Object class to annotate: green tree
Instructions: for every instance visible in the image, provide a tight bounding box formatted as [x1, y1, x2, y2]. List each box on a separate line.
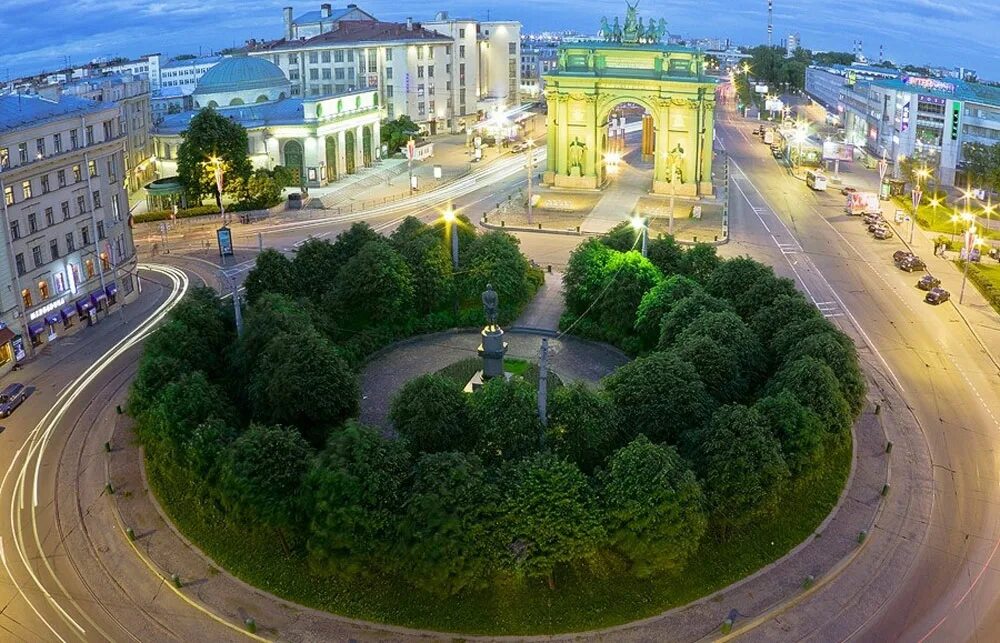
[600, 221, 641, 252]
[562, 238, 615, 316]
[390, 218, 455, 314]
[469, 376, 542, 464]
[657, 291, 733, 348]
[390, 374, 474, 454]
[782, 333, 866, 416]
[675, 310, 765, 385]
[270, 165, 295, 188]
[243, 249, 295, 305]
[167, 287, 233, 370]
[647, 234, 685, 276]
[222, 424, 313, 542]
[396, 452, 501, 595]
[381, 115, 421, 155]
[182, 417, 237, 485]
[305, 422, 410, 578]
[602, 435, 707, 577]
[546, 383, 620, 473]
[753, 392, 825, 474]
[328, 222, 384, 270]
[679, 243, 721, 283]
[770, 316, 853, 360]
[331, 240, 415, 330]
[502, 454, 605, 588]
[812, 51, 856, 66]
[674, 334, 749, 404]
[139, 371, 234, 452]
[232, 292, 317, 395]
[290, 238, 341, 300]
[696, 405, 789, 532]
[634, 275, 701, 350]
[595, 250, 662, 346]
[459, 231, 533, 321]
[176, 107, 253, 203]
[705, 256, 794, 318]
[766, 356, 853, 435]
[603, 351, 715, 446]
[749, 293, 822, 350]
[250, 328, 359, 448]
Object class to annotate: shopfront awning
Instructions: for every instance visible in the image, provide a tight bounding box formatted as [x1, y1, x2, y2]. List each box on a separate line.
[76, 297, 94, 313]
[90, 291, 107, 306]
[44, 313, 61, 326]
[28, 322, 45, 337]
[0, 327, 14, 345]
[105, 282, 118, 297]
[60, 306, 77, 320]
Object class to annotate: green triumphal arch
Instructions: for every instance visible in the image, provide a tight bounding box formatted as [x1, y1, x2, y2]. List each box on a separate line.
[542, 5, 717, 197]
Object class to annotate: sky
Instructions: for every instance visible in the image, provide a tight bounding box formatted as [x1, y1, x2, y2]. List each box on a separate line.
[3, 0, 1000, 81]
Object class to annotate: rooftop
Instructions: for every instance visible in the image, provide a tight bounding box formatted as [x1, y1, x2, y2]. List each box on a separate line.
[252, 20, 450, 51]
[870, 75, 1000, 106]
[162, 55, 222, 70]
[0, 94, 113, 134]
[192, 56, 289, 96]
[294, 6, 374, 24]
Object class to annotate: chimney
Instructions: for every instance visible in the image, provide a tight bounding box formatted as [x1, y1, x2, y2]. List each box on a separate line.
[320, 3, 331, 18]
[283, 6, 294, 40]
[436, 11, 448, 20]
[406, 17, 413, 31]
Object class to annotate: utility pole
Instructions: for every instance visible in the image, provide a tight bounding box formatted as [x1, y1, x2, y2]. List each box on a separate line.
[767, 0, 773, 47]
[220, 270, 244, 336]
[537, 338, 549, 439]
[526, 139, 535, 225]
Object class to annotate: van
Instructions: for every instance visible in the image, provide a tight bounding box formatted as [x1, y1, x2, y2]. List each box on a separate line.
[806, 170, 828, 191]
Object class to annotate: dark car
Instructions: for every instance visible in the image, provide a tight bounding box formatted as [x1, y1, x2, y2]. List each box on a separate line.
[0, 383, 26, 418]
[868, 221, 887, 233]
[917, 274, 941, 290]
[873, 227, 894, 240]
[897, 256, 926, 271]
[925, 287, 950, 305]
[864, 214, 884, 227]
[893, 250, 915, 263]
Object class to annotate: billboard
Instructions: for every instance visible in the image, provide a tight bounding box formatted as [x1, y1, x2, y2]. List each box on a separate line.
[755, 84, 769, 94]
[765, 97, 784, 112]
[822, 141, 855, 162]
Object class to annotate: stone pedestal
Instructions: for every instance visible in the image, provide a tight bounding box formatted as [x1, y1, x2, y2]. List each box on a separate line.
[478, 326, 508, 378]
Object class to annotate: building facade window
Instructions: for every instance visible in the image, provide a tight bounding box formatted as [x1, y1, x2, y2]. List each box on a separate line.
[73, 165, 82, 182]
[85, 258, 95, 278]
[50, 239, 59, 260]
[27, 213, 37, 233]
[86, 126, 94, 146]
[53, 133, 62, 153]
[21, 180, 32, 200]
[57, 169, 66, 187]
[3, 186, 12, 206]
[9, 220, 19, 240]
[40, 174, 50, 193]
[61, 201, 70, 220]
[36, 138, 46, 157]
[100, 252, 111, 270]
[93, 191, 102, 208]
[32, 245, 43, 268]
[66, 232, 75, 252]
[38, 280, 50, 300]
[44, 207, 54, 227]
[0, 147, 8, 169]
[77, 195, 86, 215]
[97, 220, 105, 239]
[21, 288, 32, 309]
[88, 160, 97, 177]
[18, 142, 27, 163]
[70, 129, 79, 149]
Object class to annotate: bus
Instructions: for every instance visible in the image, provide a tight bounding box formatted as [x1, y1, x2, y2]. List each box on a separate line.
[805, 170, 828, 191]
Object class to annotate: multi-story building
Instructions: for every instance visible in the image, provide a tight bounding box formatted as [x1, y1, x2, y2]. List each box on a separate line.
[250, 5, 521, 132]
[154, 55, 223, 92]
[786, 33, 800, 57]
[52, 76, 155, 195]
[520, 42, 558, 99]
[0, 94, 137, 372]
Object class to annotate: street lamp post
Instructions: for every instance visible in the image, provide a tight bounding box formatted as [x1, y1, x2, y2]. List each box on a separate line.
[443, 207, 459, 269]
[959, 227, 980, 304]
[526, 138, 535, 225]
[631, 216, 648, 257]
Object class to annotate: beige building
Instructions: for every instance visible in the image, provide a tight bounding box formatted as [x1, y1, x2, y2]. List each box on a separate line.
[0, 94, 137, 372]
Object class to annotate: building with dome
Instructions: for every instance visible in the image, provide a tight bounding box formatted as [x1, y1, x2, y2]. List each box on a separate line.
[152, 55, 383, 189]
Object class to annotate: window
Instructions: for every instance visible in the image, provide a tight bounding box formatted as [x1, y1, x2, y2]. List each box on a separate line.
[92, 190, 102, 209]
[85, 259, 95, 278]
[347, 68, 355, 80]
[509, 42, 517, 55]
[21, 288, 31, 309]
[386, 86, 393, 98]
[322, 50, 331, 63]
[73, 165, 82, 182]
[322, 68, 331, 80]
[417, 47, 424, 61]
[446, 45, 452, 56]
[40, 174, 50, 193]
[289, 69, 300, 81]
[322, 84, 332, 95]
[70, 263, 80, 286]
[347, 50, 354, 62]
[309, 51, 318, 64]
[111, 193, 121, 222]
[97, 220, 105, 239]
[70, 129, 79, 149]
[289, 53, 298, 64]
[18, 142, 27, 163]
[27, 212, 37, 233]
[417, 66, 424, 78]
[50, 239, 59, 261]
[335, 68, 344, 80]
[88, 160, 97, 177]
[21, 180, 32, 200]
[65, 232, 75, 252]
[44, 207, 54, 227]
[57, 169, 66, 187]
[107, 159, 116, 181]
[61, 201, 70, 220]
[310, 69, 319, 80]
[334, 50, 344, 63]
[9, 220, 19, 240]
[459, 28, 465, 38]
[100, 252, 111, 271]
[428, 65, 434, 78]
[38, 280, 50, 301]
[53, 133, 62, 153]
[86, 125, 94, 146]
[36, 138, 46, 157]
[0, 147, 8, 169]
[55, 272, 66, 294]
[103, 120, 113, 140]
[32, 246, 43, 268]
[459, 45, 466, 58]
[385, 67, 392, 80]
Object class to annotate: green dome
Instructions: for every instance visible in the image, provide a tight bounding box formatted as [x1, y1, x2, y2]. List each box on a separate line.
[193, 56, 289, 96]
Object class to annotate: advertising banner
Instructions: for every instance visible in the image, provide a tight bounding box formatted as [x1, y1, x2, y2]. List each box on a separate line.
[217, 226, 234, 257]
[822, 142, 855, 162]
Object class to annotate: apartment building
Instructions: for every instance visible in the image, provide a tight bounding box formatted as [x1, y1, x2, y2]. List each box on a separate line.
[0, 94, 137, 372]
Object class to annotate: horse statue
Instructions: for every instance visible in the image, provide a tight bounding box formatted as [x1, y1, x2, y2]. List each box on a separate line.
[599, 17, 611, 41]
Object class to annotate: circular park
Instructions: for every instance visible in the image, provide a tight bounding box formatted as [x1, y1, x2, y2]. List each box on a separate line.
[128, 214, 863, 635]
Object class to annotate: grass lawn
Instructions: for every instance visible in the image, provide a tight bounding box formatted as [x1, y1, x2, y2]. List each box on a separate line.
[144, 432, 851, 635]
[435, 356, 561, 389]
[957, 260, 1000, 314]
[897, 197, 1000, 242]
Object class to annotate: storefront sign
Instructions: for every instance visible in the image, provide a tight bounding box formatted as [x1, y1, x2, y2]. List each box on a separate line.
[903, 76, 955, 94]
[12, 336, 25, 361]
[901, 103, 910, 132]
[217, 226, 234, 257]
[28, 297, 67, 321]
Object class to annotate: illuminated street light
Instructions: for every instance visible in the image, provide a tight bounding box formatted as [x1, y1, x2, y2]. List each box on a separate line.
[442, 207, 459, 269]
[630, 215, 648, 257]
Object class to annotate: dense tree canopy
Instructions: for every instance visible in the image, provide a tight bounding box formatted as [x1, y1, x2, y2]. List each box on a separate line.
[546, 383, 620, 473]
[176, 108, 253, 203]
[390, 374, 474, 454]
[469, 377, 543, 464]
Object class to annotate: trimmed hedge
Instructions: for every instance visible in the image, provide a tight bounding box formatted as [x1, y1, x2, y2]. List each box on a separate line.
[133, 199, 282, 224]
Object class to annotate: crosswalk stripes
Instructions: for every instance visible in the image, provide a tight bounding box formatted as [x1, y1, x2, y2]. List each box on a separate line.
[815, 300, 844, 318]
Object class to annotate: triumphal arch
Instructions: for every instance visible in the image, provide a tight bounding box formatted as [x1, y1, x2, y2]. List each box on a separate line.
[542, 5, 717, 197]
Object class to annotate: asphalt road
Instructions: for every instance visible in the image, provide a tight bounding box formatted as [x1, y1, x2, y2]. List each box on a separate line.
[715, 99, 1000, 641]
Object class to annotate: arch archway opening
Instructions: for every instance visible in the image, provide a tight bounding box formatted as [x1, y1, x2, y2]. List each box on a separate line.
[283, 139, 304, 186]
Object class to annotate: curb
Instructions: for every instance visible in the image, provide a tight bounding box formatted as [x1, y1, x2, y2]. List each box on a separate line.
[478, 218, 730, 246]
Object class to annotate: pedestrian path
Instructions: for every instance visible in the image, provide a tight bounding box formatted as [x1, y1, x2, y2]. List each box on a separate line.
[510, 270, 565, 333]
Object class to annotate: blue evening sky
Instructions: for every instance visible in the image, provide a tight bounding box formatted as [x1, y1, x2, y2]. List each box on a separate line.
[2, 1, 999, 80]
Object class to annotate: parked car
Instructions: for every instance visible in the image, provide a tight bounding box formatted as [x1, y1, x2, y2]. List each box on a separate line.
[893, 250, 915, 263]
[925, 287, 951, 305]
[863, 213, 884, 226]
[897, 256, 926, 271]
[868, 221, 887, 233]
[0, 383, 26, 418]
[511, 141, 530, 153]
[917, 274, 941, 290]
[873, 227, 894, 240]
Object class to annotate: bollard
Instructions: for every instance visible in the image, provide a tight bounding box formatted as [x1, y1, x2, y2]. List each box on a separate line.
[547, 265, 552, 273]
[885, 441, 893, 454]
[245, 618, 256, 634]
[721, 618, 733, 634]
[802, 574, 815, 589]
[171, 573, 182, 588]
[858, 530, 867, 544]
[501, 220, 505, 227]
[105, 483, 114, 495]
[694, 236, 698, 242]
[538, 223, 542, 230]
[115, 404, 123, 414]
[576, 225, 580, 233]
[874, 403, 881, 415]
[881, 483, 890, 496]
[104, 441, 111, 453]
[714, 235, 718, 242]
[126, 527, 136, 541]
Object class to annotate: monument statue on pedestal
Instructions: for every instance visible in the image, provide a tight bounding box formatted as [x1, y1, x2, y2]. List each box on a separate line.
[465, 284, 509, 392]
[482, 283, 499, 328]
[568, 137, 586, 175]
